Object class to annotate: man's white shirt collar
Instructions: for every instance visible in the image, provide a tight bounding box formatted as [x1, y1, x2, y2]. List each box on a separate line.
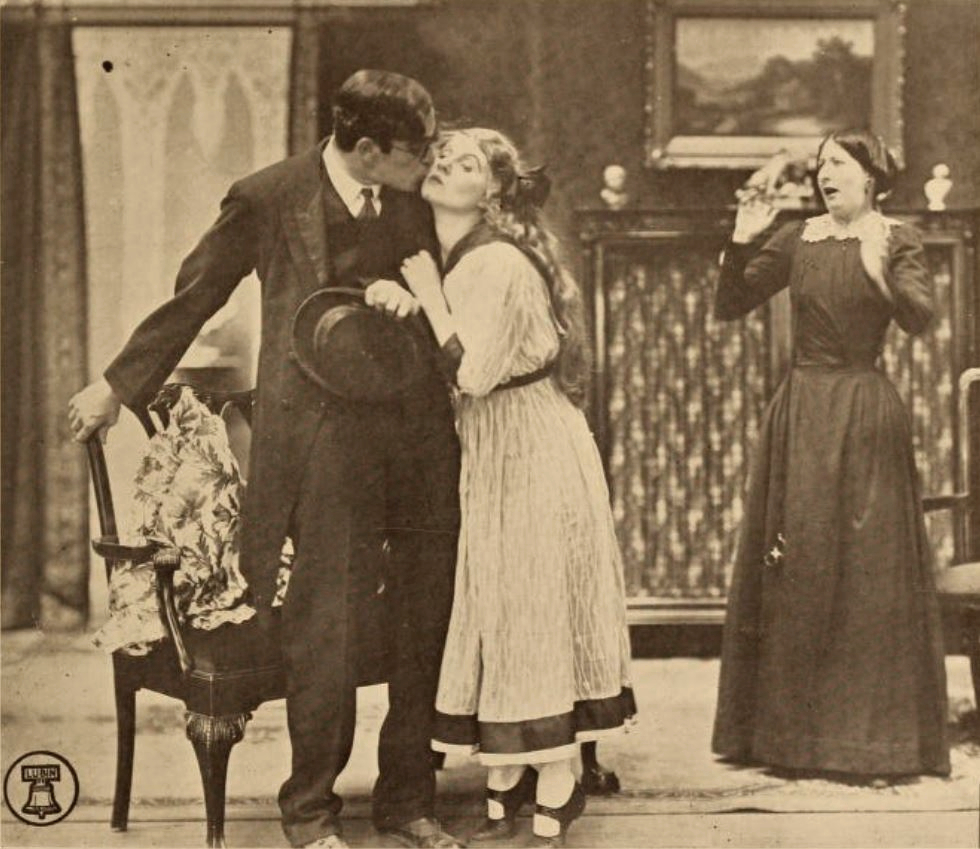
[322, 137, 382, 217]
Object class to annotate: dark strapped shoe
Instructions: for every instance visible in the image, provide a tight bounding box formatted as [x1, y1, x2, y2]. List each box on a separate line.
[381, 816, 465, 848]
[470, 767, 537, 842]
[528, 783, 586, 848]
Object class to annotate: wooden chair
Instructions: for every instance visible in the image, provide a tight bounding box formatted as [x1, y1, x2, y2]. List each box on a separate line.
[929, 367, 980, 710]
[86, 385, 285, 848]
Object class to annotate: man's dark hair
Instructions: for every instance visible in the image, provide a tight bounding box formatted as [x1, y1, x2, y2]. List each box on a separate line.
[331, 70, 434, 153]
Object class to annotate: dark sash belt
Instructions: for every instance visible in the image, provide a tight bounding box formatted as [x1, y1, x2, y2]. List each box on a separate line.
[493, 361, 556, 393]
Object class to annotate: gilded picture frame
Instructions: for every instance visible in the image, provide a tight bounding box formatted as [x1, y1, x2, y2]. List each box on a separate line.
[645, 0, 906, 169]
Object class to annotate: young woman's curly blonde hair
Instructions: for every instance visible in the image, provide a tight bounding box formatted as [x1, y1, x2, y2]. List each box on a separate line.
[458, 128, 591, 407]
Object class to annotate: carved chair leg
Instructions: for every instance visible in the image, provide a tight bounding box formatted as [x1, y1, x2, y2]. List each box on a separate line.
[111, 681, 137, 832]
[580, 740, 620, 796]
[185, 712, 250, 849]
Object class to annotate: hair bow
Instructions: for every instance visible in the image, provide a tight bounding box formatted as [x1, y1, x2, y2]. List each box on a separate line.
[514, 166, 551, 209]
[505, 166, 551, 237]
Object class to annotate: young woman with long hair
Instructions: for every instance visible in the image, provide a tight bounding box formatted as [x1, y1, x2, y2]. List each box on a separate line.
[399, 128, 636, 847]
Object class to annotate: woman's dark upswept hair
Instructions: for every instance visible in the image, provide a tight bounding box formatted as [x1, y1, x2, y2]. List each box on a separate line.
[817, 128, 899, 208]
[462, 128, 590, 407]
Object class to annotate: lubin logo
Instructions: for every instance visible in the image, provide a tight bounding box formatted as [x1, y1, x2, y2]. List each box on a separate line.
[3, 751, 79, 827]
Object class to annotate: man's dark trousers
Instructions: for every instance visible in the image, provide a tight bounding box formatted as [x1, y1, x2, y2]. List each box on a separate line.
[277, 386, 459, 847]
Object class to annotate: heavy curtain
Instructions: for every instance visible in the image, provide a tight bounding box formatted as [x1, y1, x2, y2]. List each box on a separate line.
[1, 8, 90, 630]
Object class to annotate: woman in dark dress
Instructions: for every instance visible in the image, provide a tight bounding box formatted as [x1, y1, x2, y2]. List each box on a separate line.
[711, 130, 950, 781]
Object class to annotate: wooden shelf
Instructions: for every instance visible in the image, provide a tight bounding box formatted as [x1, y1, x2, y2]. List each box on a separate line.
[627, 598, 726, 626]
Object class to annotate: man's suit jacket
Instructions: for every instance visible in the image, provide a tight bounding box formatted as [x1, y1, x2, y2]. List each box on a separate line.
[105, 140, 450, 611]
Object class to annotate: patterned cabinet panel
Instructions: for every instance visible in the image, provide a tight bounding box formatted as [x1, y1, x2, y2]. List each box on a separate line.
[602, 241, 769, 599]
[881, 216, 978, 572]
[578, 209, 978, 610]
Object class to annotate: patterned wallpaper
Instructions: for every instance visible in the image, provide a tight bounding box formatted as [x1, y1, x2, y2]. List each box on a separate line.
[310, 0, 979, 255]
[311, 0, 650, 250]
[897, 0, 980, 209]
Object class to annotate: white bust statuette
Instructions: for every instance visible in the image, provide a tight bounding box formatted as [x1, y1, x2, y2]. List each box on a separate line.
[600, 164, 629, 210]
[924, 164, 952, 211]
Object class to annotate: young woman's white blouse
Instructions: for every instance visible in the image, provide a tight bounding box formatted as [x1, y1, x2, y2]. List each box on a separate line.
[442, 241, 561, 397]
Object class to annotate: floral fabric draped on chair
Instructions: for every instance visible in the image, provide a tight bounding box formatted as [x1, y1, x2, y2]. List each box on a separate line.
[94, 386, 291, 655]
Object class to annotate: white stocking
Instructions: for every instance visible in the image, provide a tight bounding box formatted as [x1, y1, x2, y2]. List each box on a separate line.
[486, 765, 526, 820]
[533, 759, 576, 837]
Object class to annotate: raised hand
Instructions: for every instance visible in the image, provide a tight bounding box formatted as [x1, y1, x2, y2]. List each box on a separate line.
[737, 150, 791, 206]
[732, 198, 779, 245]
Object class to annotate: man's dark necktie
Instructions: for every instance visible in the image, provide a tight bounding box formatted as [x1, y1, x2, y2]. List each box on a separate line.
[358, 187, 378, 220]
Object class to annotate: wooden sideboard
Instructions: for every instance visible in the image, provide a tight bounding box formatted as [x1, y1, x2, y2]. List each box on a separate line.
[575, 207, 979, 625]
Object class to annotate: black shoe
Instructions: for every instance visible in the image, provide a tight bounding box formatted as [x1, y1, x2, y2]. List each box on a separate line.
[581, 763, 620, 796]
[470, 768, 537, 842]
[380, 816, 465, 848]
[529, 783, 586, 847]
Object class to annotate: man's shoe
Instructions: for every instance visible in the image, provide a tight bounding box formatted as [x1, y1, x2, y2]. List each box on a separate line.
[302, 835, 349, 849]
[381, 816, 465, 848]
[470, 767, 537, 841]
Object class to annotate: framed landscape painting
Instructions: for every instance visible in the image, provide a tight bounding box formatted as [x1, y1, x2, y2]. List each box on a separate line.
[645, 0, 906, 169]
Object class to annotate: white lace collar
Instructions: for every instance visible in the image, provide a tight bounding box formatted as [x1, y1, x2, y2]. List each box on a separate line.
[800, 211, 901, 243]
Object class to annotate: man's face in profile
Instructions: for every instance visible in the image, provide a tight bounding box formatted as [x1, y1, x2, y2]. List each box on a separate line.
[370, 111, 438, 192]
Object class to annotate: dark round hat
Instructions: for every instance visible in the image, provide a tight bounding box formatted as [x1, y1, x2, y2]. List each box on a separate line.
[290, 287, 423, 402]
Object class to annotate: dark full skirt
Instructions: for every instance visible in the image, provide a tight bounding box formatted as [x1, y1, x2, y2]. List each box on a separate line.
[712, 365, 951, 776]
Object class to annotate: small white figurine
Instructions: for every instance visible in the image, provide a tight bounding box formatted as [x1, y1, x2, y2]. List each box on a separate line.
[924, 163, 952, 211]
[600, 164, 629, 210]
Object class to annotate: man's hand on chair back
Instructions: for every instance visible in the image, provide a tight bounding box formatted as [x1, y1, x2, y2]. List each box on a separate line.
[69, 377, 121, 443]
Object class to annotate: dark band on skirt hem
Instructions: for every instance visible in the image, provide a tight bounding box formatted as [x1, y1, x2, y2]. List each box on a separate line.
[433, 687, 637, 754]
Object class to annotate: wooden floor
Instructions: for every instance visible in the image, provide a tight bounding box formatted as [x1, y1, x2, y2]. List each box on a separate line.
[4, 631, 980, 848]
[3, 807, 978, 848]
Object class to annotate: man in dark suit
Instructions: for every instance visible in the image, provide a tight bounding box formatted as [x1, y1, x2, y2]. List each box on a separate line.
[69, 70, 461, 849]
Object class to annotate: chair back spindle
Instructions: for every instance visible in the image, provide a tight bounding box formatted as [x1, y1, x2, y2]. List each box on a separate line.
[86, 439, 120, 582]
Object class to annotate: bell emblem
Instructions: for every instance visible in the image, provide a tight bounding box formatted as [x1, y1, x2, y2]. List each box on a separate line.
[21, 765, 62, 820]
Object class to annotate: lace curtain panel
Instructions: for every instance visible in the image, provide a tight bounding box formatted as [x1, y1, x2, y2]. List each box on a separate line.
[72, 26, 291, 623]
[73, 26, 291, 384]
